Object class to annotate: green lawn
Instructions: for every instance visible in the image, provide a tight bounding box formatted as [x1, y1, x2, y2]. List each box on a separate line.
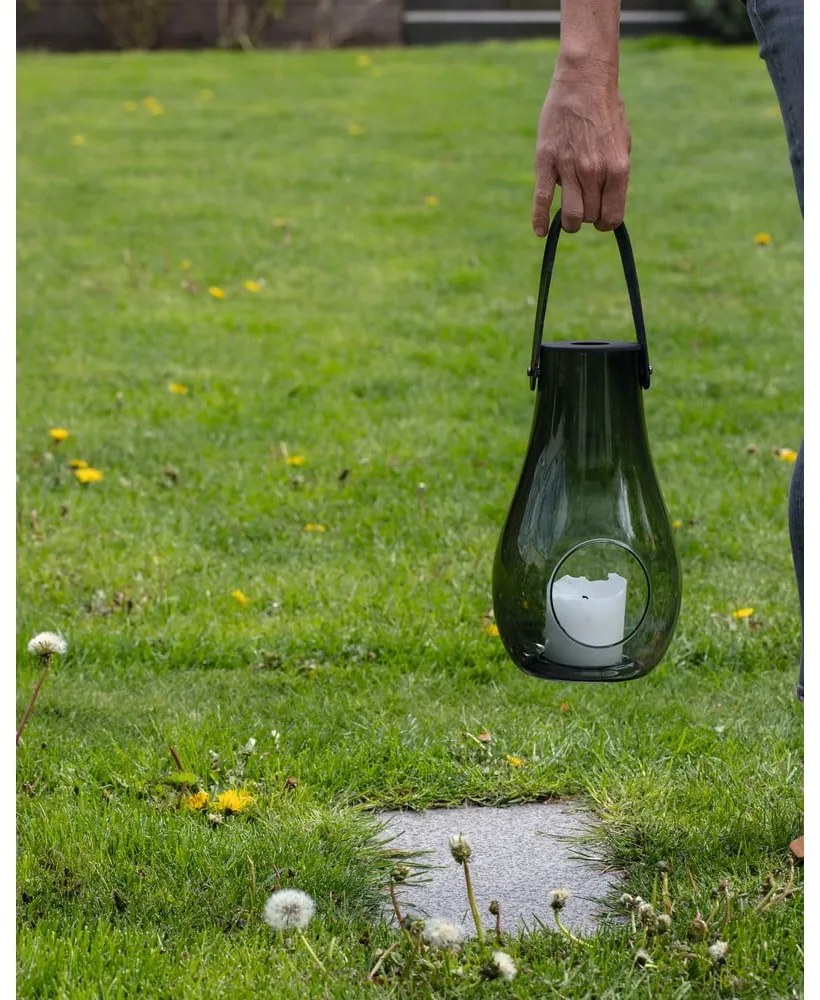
[17, 38, 803, 998]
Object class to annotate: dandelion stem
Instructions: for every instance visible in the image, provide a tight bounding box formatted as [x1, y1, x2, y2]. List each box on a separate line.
[247, 855, 257, 898]
[553, 911, 588, 947]
[753, 880, 780, 914]
[662, 872, 673, 916]
[16, 656, 51, 746]
[462, 859, 485, 944]
[368, 940, 401, 980]
[168, 745, 185, 771]
[388, 881, 403, 927]
[297, 931, 328, 975]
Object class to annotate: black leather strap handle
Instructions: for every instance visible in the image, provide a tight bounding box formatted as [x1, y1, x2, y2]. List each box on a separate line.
[528, 210, 652, 391]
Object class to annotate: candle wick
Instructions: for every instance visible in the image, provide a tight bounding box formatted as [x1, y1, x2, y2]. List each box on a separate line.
[581, 595, 589, 600]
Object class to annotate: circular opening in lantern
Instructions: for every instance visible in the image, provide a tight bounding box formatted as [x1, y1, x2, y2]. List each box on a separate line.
[546, 539, 650, 659]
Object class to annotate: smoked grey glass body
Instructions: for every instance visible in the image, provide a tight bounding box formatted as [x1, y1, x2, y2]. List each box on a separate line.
[492, 340, 682, 682]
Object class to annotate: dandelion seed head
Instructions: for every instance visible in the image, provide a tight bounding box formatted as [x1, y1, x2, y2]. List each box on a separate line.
[27, 632, 68, 657]
[708, 940, 729, 962]
[448, 833, 472, 864]
[634, 948, 653, 967]
[422, 917, 465, 951]
[549, 888, 570, 911]
[390, 863, 411, 884]
[690, 915, 709, 940]
[656, 913, 672, 933]
[638, 901, 656, 927]
[490, 951, 517, 981]
[263, 888, 316, 930]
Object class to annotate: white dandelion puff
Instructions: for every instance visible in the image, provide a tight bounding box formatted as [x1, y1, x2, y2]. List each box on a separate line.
[26, 632, 68, 657]
[491, 950, 517, 981]
[262, 888, 316, 931]
[422, 917, 465, 951]
[708, 940, 729, 962]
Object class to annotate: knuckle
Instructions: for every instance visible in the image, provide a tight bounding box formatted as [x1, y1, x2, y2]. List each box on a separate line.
[577, 157, 603, 182]
[610, 157, 630, 179]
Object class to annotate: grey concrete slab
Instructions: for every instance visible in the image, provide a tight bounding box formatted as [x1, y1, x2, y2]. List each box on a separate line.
[379, 802, 621, 937]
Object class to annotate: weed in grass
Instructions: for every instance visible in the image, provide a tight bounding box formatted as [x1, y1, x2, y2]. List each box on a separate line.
[17, 632, 68, 746]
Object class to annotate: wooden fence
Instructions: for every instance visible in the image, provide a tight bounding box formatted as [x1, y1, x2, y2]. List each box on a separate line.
[17, 0, 690, 50]
[17, 0, 403, 50]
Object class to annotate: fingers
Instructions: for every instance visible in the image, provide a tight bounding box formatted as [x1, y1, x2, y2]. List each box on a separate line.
[534, 158, 628, 235]
[595, 157, 630, 231]
[532, 162, 557, 237]
[577, 158, 603, 226]
[558, 172, 585, 233]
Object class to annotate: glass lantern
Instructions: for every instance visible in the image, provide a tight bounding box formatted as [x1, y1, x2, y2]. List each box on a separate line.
[492, 213, 682, 682]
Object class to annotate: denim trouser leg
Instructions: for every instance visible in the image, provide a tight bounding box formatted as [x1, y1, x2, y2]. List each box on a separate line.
[745, 0, 804, 700]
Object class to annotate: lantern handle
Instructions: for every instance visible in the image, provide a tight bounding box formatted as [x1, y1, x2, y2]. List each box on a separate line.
[528, 210, 652, 391]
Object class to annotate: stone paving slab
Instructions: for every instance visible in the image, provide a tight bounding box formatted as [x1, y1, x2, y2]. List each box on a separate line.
[378, 802, 621, 936]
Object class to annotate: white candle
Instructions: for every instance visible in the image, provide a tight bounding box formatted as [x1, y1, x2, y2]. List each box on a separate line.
[545, 573, 628, 667]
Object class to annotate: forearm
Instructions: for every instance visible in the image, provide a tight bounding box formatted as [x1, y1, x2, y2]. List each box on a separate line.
[555, 0, 621, 84]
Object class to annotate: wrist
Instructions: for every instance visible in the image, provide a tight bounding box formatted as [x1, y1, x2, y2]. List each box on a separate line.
[554, 49, 619, 87]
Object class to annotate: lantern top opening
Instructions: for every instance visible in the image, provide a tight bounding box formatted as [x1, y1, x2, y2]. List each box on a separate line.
[540, 340, 644, 353]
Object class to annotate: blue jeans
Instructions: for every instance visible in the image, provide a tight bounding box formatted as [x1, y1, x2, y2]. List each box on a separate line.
[745, 0, 804, 700]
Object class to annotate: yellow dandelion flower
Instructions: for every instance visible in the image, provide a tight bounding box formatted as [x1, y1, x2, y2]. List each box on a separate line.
[774, 447, 798, 463]
[68, 459, 89, 469]
[168, 382, 190, 395]
[215, 789, 255, 813]
[304, 523, 327, 532]
[671, 519, 683, 529]
[505, 754, 524, 768]
[286, 455, 306, 467]
[483, 622, 500, 637]
[208, 286, 226, 300]
[199, 89, 214, 102]
[764, 105, 781, 118]
[347, 123, 365, 137]
[732, 607, 755, 620]
[49, 427, 70, 443]
[273, 217, 289, 228]
[183, 790, 209, 811]
[143, 96, 165, 116]
[243, 279, 262, 293]
[179, 259, 191, 270]
[425, 194, 439, 207]
[70, 134, 86, 147]
[75, 467, 103, 484]
[356, 54, 372, 68]
[754, 232, 772, 246]
[231, 589, 250, 606]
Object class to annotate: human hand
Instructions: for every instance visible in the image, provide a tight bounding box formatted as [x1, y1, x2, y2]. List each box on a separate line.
[532, 69, 631, 235]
